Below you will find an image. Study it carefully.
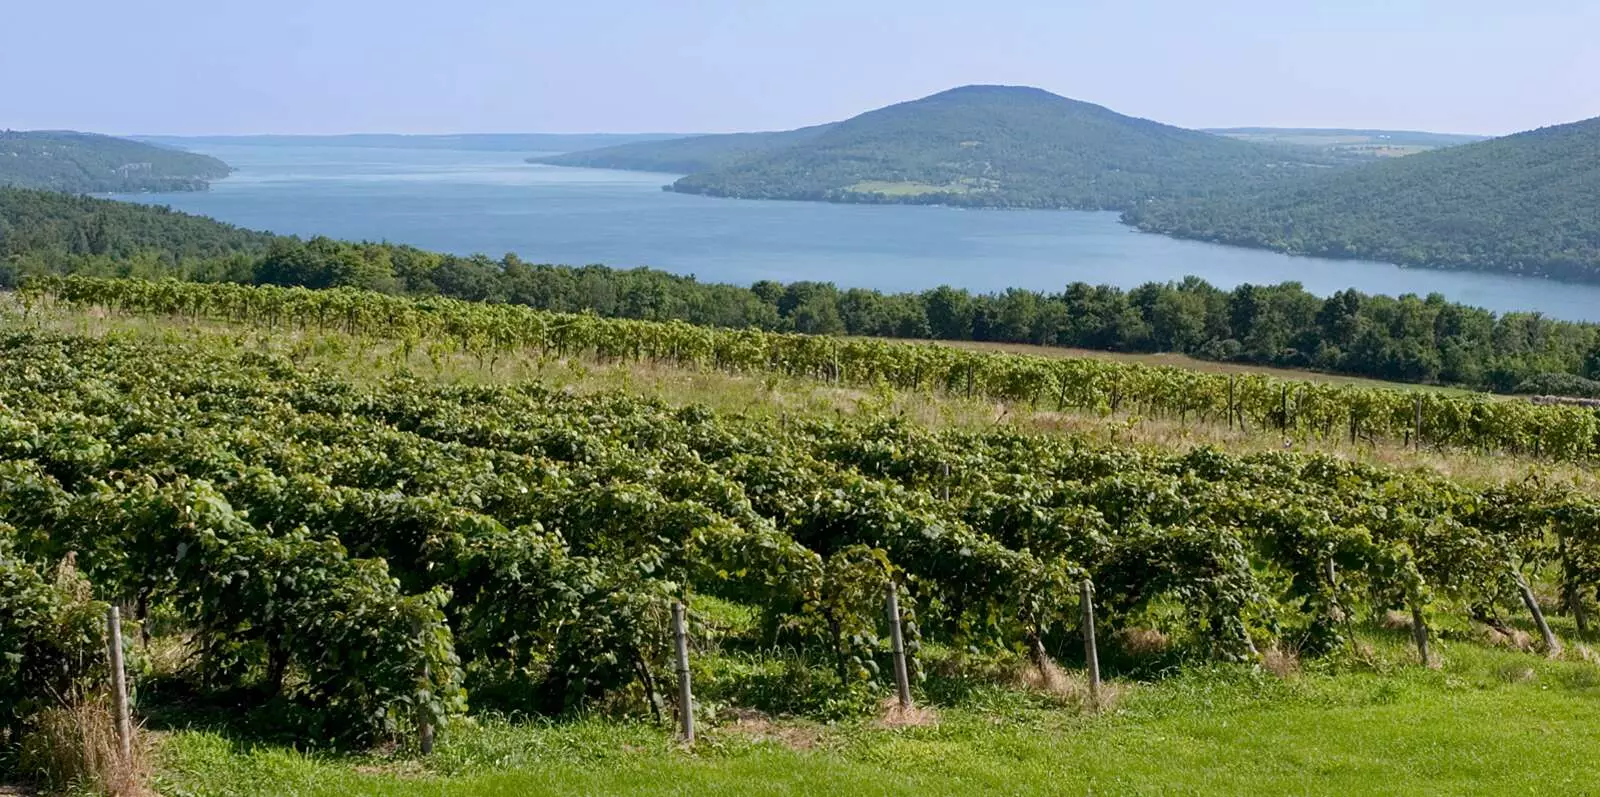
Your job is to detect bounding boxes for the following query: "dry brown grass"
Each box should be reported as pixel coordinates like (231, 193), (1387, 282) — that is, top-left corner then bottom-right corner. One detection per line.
(1477, 624), (1536, 652)
(17, 696), (151, 796)
(1114, 627), (1172, 659)
(1261, 646), (1301, 679)
(1380, 610), (1414, 631)
(714, 708), (825, 750)
(1013, 658), (1123, 712)
(873, 698), (939, 729)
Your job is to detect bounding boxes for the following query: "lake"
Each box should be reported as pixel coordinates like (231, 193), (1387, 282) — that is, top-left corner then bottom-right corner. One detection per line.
(122, 143), (1600, 322)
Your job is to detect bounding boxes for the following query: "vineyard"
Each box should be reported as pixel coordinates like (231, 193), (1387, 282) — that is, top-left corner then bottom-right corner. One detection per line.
(26, 276), (1600, 464)
(4, 304), (1600, 759)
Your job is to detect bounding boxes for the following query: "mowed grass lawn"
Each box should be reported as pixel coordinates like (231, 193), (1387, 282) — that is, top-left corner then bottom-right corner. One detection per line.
(155, 636), (1600, 796)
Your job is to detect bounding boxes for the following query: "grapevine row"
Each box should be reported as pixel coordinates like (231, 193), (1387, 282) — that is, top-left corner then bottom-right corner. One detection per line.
(28, 276), (1600, 462)
(0, 326), (1596, 745)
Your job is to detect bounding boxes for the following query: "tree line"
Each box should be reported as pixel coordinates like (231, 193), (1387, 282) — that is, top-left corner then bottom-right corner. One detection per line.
(5, 186), (1600, 395)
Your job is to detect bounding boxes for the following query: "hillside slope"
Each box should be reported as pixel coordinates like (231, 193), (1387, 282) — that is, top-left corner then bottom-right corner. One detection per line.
(0, 187), (272, 265)
(528, 124), (835, 174)
(1, 131), (232, 193)
(1124, 116), (1600, 282)
(662, 85), (1318, 210)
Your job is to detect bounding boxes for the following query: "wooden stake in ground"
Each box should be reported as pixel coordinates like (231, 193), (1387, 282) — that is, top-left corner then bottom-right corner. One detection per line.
(672, 600), (695, 744)
(1409, 603), (1431, 666)
(1513, 568), (1561, 656)
(106, 606), (132, 761)
(1227, 375), (1235, 431)
(886, 582), (913, 710)
(419, 661), (435, 755)
(1080, 580), (1101, 709)
(1413, 396), (1423, 452)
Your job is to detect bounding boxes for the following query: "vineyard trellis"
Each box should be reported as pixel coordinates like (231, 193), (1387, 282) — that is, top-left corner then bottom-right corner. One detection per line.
(24, 276), (1600, 464)
(2, 297), (1598, 745)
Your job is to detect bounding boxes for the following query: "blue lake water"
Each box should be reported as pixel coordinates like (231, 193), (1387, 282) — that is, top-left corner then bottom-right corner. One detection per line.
(121, 143), (1600, 322)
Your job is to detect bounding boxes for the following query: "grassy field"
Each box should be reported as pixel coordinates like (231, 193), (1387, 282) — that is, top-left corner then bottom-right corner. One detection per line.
(153, 629), (1600, 796)
(846, 180), (968, 196)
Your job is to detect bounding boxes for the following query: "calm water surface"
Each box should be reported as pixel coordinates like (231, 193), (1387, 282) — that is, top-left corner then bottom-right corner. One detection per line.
(121, 144), (1600, 322)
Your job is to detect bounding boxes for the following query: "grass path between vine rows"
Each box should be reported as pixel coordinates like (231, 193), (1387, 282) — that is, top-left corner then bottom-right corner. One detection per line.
(154, 633), (1600, 796)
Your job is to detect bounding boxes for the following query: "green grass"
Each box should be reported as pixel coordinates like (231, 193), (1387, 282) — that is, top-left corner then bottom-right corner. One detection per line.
(153, 634), (1600, 796)
(846, 180), (969, 196)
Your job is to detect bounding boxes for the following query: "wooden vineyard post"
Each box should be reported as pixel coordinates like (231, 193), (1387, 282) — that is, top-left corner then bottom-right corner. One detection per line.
(941, 462), (950, 502)
(965, 365), (974, 399)
(1410, 603), (1431, 666)
(106, 606), (132, 761)
(672, 601), (695, 744)
(886, 582), (914, 710)
(1513, 569), (1561, 656)
(419, 661), (435, 755)
(1080, 580), (1101, 710)
(1227, 376), (1236, 431)
(1279, 385), (1289, 431)
(1413, 396), (1423, 452)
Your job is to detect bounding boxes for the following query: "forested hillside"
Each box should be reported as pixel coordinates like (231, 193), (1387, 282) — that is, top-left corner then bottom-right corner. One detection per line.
(650, 85), (1321, 209)
(1125, 116), (1600, 282)
(529, 124), (835, 174)
(4, 188), (1600, 394)
(0, 187), (271, 273)
(0, 131), (232, 192)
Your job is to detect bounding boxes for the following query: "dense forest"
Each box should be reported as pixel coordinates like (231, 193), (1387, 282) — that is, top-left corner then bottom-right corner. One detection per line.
(0, 131), (231, 193)
(1125, 116), (1600, 282)
(5, 187), (1600, 395)
(543, 85), (1324, 210)
(529, 125), (835, 174)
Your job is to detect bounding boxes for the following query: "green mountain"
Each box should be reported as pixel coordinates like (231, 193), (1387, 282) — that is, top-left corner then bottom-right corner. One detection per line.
(571, 85), (1320, 210)
(1, 131), (232, 193)
(1124, 116), (1600, 282)
(529, 124), (835, 174)
(1204, 127), (1488, 161)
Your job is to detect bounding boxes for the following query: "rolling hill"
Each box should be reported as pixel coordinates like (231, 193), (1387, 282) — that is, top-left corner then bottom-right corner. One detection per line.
(528, 124), (836, 174)
(1, 131), (232, 193)
(540, 85), (1322, 210)
(1124, 115), (1600, 282)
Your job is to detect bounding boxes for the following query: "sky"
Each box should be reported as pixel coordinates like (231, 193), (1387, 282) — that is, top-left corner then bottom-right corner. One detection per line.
(4, 0), (1597, 137)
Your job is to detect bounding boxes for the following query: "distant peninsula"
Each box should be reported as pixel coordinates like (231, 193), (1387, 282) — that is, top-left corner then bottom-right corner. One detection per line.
(1, 131), (232, 193)
(1124, 115), (1600, 283)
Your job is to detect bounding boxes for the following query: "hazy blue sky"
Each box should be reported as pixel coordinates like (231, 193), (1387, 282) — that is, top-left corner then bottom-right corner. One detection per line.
(5, 0), (1596, 136)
